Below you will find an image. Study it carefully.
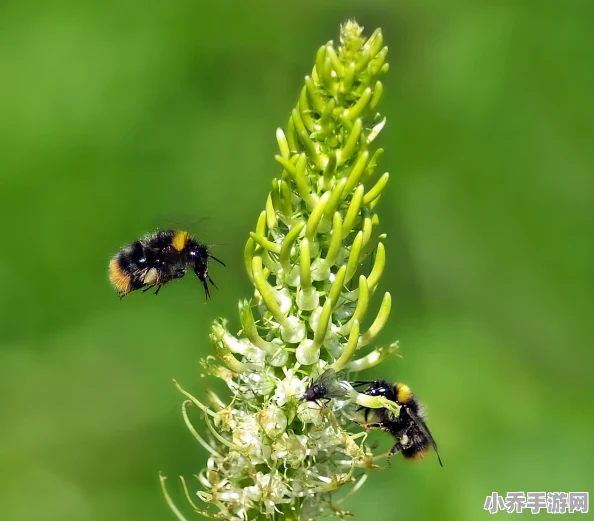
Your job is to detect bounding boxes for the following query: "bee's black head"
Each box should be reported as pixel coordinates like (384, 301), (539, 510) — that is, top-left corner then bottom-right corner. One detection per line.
(187, 239), (225, 300)
(361, 380), (397, 401)
(187, 240), (209, 268)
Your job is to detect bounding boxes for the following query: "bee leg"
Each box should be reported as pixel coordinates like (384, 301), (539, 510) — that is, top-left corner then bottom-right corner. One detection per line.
(200, 276), (211, 300)
(207, 275), (219, 290)
(202, 279), (211, 300)
(363, 422), (384, 431)
(194, 268), (211, 300)
(390, 442), (403, 455)
(142, 285), (153, 293)
(154, 285), (162, 296)
(387, 442), (403, 466)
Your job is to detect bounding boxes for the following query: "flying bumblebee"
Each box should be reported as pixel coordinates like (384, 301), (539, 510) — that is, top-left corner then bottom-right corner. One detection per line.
(109, 229), (225, 300)
(301, 368), (349, 404)
(354, 379), (443, 466)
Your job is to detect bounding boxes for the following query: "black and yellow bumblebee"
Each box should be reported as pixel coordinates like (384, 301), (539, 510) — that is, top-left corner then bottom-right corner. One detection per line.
(109, 230), (225, 300)
(354, 379), (443, 466)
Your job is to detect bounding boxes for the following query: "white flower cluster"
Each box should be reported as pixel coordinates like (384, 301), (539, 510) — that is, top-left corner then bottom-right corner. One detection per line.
(188, 371), (373, 521)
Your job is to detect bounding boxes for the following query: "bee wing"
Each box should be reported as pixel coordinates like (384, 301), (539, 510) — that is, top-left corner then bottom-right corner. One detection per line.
(314, 368), (349, 399)
(153, 213), (211, 231)
(406, 407), (444, 467)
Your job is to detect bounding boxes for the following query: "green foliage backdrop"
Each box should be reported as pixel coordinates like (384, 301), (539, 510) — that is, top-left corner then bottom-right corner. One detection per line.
(1, 1), (592, 520)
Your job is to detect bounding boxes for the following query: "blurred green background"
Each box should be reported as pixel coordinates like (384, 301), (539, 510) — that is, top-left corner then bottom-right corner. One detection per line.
(1, 0), (593, 520)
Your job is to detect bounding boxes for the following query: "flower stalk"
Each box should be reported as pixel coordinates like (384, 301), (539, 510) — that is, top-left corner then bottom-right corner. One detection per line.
(163, 20), (395, 521)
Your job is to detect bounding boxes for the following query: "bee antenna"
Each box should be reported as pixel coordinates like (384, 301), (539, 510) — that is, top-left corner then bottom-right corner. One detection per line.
(208, 254), (226, 267)
(351, 380), (374, 388)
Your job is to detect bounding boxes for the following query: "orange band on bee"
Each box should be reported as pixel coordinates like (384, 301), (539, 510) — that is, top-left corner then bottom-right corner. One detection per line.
(404, 447), (430, 461)
(109, 258), (132, 293)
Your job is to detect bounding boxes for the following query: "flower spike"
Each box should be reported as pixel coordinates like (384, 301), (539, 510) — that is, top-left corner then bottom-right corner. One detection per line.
(168, 21), (398, 521)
